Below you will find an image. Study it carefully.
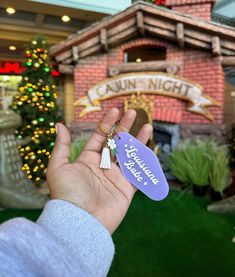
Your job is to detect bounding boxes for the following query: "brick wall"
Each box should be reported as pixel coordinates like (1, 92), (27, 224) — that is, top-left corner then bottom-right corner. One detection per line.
(74, 54), (108, 122)
(173, 4), (212, 20)
(165, 0), (216, 20)
(74, 37), (224, 125)
(181, 50), (224, 124)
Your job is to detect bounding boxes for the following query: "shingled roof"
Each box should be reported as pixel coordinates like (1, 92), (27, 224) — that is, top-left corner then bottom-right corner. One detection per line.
(51, 1), (235, 65)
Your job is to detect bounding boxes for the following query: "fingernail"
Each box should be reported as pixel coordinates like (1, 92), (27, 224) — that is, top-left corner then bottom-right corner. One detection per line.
(55, 124), (58, 135)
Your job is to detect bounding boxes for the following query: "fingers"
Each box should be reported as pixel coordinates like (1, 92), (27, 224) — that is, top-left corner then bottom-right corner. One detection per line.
(136, 123), (153, 144)
(83, 108), (119, 152)
(83, 108), (137, 153)
(117, 109), (136, 133)
(49, 123), (71, 168)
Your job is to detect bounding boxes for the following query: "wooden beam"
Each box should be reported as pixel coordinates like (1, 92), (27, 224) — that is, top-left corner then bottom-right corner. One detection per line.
(184, 29), (234, 55)
(212, 36), (221, 56)
(176, 23), (184, 48)
(221, 57), (235, 66)
(51, 4), (140, 55)
(144, 15), (235, 54)
(58, 64), (74, 75)
(140, 3), (235, 38)
(72, 46), (80, 62)
(51, 1), (235, 58)
(100, 29), (108, 52)
(108, 26), (137, 46)
(108, 61), (181, 76)
(144, 16), (175, 32)
(137, 11), (145, 36)
(185, 37), (210, 50)
(144, 25), (175, 41)
(79, 36), (100, 52)
(55, 50), (72, 63)
(166, 65), (180, 75)
(220, 39), (235, 52)
(62, 58), (73, 65)
(79, 45), (101, 59)
(107, 17), (136, 37)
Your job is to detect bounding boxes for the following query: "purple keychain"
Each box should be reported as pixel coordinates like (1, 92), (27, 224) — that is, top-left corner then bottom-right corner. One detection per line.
(113, 132), (169, 201)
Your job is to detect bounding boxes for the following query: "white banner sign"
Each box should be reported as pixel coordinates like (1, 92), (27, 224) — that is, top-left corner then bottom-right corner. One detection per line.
(75, 72), (218, 119)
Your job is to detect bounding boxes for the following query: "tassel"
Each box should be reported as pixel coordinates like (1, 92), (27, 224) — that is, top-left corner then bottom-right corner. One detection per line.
(100, 147), (111, 169)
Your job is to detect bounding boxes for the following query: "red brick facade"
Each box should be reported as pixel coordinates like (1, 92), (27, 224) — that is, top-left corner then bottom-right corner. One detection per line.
(74, 37), (224, 125)
(165, 0), (215, 20)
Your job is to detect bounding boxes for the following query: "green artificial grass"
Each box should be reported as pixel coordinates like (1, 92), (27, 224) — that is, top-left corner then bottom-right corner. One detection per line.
(0, 190), (235, 277)
(0, 209), (41, 224)
(109, 190), (235, 277)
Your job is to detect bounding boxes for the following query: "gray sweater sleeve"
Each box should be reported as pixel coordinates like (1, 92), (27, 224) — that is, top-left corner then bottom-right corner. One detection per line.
(0, 199), (115, 277)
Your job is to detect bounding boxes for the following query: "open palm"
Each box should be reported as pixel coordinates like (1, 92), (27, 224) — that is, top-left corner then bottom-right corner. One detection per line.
(46, 108), (152, 233)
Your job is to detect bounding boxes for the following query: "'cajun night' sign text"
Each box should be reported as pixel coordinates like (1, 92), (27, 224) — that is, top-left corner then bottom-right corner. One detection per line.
(75, 72), (218, 119)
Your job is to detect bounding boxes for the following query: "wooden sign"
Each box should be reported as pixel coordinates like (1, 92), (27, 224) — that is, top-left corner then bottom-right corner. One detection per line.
(75, 72), (218, 119)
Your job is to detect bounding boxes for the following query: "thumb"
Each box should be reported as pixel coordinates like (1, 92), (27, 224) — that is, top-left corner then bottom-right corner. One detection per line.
(49, 123), (71, 168)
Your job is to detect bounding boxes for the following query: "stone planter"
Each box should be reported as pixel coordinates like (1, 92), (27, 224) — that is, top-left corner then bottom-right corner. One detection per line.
(0, 110), (49, 209)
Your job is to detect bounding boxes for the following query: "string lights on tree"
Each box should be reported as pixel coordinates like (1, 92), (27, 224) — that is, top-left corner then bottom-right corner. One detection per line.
(11, 35), (61, 185)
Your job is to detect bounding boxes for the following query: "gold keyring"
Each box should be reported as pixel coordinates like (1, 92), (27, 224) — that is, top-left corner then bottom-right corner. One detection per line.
(114, 124), (128, 133)
(98, 121), (128, 136)
(98, 121), (110, 136)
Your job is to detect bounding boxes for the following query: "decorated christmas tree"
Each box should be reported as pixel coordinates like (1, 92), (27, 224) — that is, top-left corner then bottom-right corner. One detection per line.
(11, 35), (61, 186)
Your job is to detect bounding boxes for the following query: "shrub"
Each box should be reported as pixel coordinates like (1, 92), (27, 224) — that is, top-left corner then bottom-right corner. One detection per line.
(209, 146), (230, 193)
(167, 139), (211, 187)
(166, 145), (191, 186)
(167, 138), (230, 194)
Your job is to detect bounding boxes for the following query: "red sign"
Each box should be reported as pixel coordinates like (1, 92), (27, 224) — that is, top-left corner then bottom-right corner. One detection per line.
(0, 61), (60, 76)
(0, 62), (24, 74)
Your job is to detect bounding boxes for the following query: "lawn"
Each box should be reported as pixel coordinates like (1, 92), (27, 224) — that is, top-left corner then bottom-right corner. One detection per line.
(0, 189), (235, 277)
(109, 190), (235, 277)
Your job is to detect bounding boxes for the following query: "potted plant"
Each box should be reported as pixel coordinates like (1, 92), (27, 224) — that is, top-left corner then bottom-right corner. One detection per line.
(166, 143), (192, 190)
(209, 146), (230, 201)
(167, 139), (212, 196)
(183, 140), (211, 196)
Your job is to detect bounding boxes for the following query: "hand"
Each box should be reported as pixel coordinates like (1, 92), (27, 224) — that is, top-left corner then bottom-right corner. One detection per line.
(46, 108), (152, 234)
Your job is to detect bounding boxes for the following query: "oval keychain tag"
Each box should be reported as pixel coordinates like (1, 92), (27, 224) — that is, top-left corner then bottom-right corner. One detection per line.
(114, 132), (169, 201)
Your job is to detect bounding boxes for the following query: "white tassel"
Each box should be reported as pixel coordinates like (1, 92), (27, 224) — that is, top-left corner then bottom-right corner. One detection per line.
(100, 147), (111, 169)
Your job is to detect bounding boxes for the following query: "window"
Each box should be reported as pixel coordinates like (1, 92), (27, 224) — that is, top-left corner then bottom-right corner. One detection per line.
(124, 46), (166, 63)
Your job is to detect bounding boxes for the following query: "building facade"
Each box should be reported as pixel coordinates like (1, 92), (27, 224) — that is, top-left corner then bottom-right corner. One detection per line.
(50, 0), (235, 160)
(51, 0), (235, 152)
